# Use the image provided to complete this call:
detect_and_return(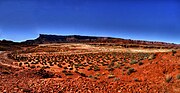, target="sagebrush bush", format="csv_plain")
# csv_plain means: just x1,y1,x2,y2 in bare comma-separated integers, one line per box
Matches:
36,68,54,78
108,74,115,79
176,74,180,80
172,50,177,56
19,62,22,67
148,54,156,60
130,60,138,65
134,78,139,82
94,65,100,71
138,62,143,65
79,72,87,77
127,68,135,75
